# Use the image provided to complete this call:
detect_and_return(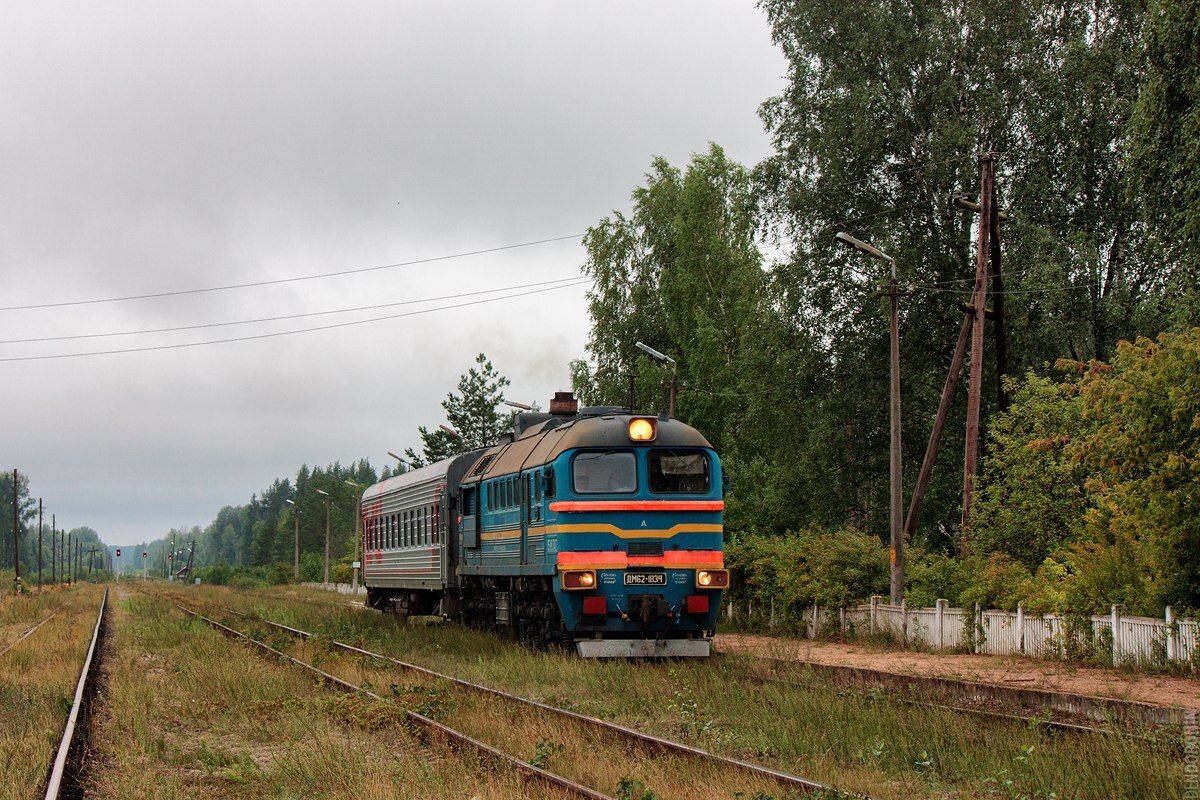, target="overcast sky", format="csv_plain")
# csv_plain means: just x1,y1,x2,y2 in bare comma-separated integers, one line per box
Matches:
1,2,786,547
